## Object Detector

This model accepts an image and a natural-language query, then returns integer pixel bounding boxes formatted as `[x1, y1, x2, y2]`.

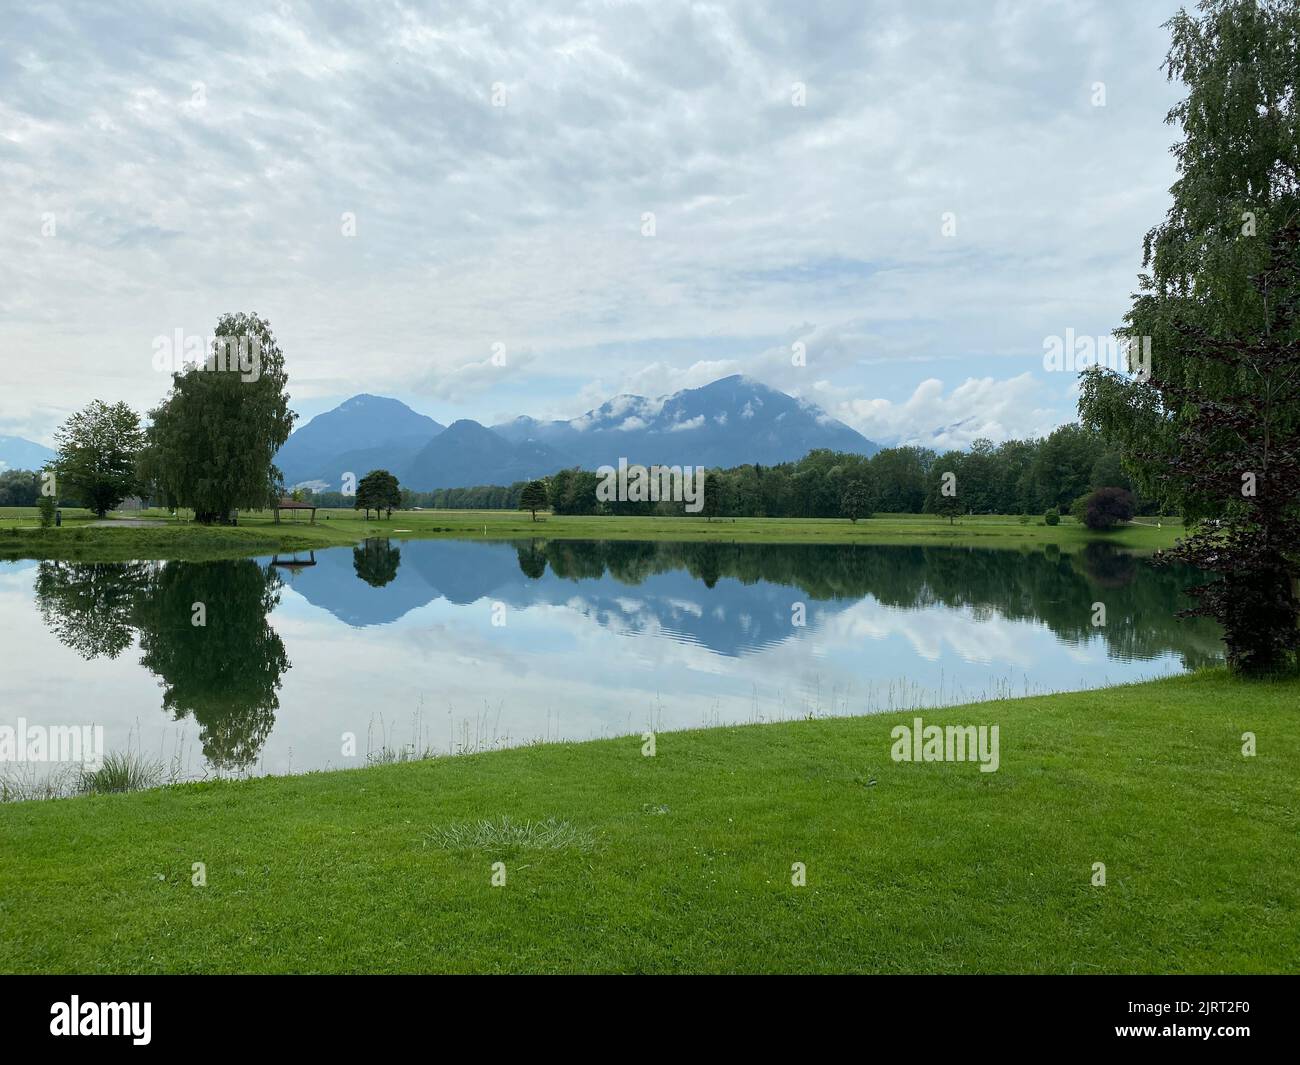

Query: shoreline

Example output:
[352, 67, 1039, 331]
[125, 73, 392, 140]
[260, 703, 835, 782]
[0, 508, 1186, 563]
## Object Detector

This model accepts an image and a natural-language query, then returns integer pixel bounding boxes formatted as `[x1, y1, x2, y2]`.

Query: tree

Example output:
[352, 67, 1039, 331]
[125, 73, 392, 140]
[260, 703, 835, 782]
[519, 479, 548, 521]
[840, 480, 872, 523]
[143, 313, 295, 524]
[1149, 224, 1300, 672]
[923, 455, 963, 524]
[0, 469, 41, 507]
[51, 400, 143, 518]
[355, 469, 401, 519]
[1078, 487, 1137, 530]
[700, 472, 722, 520]
[1078, 2, 1300, 671]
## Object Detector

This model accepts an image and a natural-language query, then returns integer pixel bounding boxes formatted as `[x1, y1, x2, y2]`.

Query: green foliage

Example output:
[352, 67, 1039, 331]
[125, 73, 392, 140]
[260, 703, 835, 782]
[1079, 0, 1300, 517]
[51, 400, 143, 518]
[77, 752, 164, 796]
[839, 479, 873, 523]
[37, 496, 56, 528]
[143, 313, 295, 523]
[355, 469, 401, 518]
[1044, 508, 1060, 526]
[1076, 1, 1300, 671]
[518, 479, 548, 520]
[0, 469, 41, 507]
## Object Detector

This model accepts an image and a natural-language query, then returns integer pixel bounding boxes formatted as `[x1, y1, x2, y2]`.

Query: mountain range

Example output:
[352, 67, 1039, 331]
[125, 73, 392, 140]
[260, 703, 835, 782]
[0, 435, 56, 472]
[278, 375, 880, 492]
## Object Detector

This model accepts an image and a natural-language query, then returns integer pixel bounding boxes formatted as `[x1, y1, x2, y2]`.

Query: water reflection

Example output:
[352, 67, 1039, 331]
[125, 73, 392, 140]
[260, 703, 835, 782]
[13, 538, 1221, 779]
[34, 559, 289, 771]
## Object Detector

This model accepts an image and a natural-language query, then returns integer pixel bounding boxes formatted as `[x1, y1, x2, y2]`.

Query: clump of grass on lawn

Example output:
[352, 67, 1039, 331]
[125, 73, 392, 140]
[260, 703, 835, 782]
[77, 752, 164, 796]
[0, 764, 77, 803]
[367, 743, 441, 766]
[423, 815, 597, 853]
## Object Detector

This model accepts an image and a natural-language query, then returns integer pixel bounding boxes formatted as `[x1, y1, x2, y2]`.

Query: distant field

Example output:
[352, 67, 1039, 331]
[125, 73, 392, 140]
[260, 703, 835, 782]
[0, 506, 1186, 561]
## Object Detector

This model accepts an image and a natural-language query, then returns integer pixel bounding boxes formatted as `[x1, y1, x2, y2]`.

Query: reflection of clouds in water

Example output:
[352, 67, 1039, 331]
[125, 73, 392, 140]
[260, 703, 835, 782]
[823, 598, 1049, 668]
[6, 542, 1208, 786]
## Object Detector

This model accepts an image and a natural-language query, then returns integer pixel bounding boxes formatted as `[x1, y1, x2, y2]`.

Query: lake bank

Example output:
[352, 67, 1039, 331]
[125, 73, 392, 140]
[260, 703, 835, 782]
[0, 507, 1185, 562]
[0, 668, 1292, 974]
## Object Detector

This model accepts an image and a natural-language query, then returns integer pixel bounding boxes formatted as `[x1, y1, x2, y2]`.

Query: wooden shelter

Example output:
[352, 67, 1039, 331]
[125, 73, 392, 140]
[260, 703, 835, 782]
[274, 497, 317, 524]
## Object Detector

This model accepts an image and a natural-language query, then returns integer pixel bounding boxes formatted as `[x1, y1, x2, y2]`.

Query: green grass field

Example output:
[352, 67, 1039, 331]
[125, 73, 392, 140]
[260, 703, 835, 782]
[0, 669, 1294, 974]
[0, 506, 1186, 561]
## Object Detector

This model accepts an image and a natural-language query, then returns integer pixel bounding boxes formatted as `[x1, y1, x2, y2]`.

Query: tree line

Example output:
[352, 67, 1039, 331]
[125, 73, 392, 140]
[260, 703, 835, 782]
[294, 422, 1142, 521]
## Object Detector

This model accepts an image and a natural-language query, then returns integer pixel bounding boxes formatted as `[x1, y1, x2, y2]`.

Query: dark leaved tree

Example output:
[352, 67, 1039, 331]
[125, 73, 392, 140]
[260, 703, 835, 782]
[518, 479, 548, 521]
[1081, 487, 1137, 530]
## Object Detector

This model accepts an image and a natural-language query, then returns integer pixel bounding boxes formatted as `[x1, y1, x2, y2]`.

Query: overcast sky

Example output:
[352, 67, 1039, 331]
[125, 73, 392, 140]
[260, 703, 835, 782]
[0, 0, 1185, 449]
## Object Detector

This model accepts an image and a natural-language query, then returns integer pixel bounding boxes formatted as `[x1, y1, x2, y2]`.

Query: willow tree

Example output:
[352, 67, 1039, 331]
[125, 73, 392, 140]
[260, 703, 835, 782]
[144, 313, 295, 524]
[1079, 0, 1300, 671]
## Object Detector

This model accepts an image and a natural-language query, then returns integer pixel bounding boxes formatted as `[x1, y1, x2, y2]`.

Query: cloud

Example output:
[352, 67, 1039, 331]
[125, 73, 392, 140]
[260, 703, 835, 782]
[825, 372, 1060, 448]
[0, 0, 1183, 440]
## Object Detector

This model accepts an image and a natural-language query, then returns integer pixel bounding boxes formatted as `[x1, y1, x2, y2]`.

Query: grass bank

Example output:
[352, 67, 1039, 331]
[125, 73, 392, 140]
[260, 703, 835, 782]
[0, 506, 1185, 561]
[0, 669, 1294, 974]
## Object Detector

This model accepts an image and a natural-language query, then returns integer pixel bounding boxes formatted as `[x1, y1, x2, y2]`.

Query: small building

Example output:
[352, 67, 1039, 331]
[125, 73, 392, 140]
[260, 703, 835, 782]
[274, 497, 318, 524]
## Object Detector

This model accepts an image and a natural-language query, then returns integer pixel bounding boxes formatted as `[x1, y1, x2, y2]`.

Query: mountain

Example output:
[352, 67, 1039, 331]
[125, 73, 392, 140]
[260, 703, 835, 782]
[492, 375, 878, 468]
[276, 395, 444, 489]
[276, 376, 879, 492]
[0, 435, 56, 472]
[404, 419, 573, 490]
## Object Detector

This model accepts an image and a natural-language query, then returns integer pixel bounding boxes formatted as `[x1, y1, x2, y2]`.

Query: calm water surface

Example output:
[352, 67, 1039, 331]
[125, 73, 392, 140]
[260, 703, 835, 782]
[0, 539, 1221, 782]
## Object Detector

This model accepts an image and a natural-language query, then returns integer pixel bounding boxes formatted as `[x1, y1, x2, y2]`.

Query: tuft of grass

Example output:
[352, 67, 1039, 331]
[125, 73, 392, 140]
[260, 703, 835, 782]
[0, 765, 77, 803]
[367, 743, 440, 766]
[423, 815, 598, 854]
[76, 752, 164, 796]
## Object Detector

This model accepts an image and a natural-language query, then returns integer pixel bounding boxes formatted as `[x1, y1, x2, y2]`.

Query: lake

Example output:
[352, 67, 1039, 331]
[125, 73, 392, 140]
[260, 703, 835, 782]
[0, 538, 1222, 784]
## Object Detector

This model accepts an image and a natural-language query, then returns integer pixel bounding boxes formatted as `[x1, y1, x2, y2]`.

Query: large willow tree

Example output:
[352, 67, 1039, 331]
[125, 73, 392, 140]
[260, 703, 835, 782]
[144, 312, 296, 524]
[1079, 0, 1300, 672]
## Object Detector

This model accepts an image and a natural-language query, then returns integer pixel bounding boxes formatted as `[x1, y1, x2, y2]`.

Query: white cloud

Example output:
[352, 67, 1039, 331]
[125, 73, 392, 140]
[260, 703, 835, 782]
[0, 0, 1183, 441]
[667, 415, 704, 432]
[826, 372, 1059, 448]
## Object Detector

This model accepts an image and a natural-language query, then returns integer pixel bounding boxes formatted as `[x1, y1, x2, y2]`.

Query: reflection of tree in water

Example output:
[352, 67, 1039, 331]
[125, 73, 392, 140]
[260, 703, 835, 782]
[32, 558, 291, 772]
[34, 560, 154, 660]
[516, 541, 547, 579]
[133, 560, 290, 772]
[353, 538, 401, 587]
[1076, 542, 1139, 588]
[520, 538, 1224, 669]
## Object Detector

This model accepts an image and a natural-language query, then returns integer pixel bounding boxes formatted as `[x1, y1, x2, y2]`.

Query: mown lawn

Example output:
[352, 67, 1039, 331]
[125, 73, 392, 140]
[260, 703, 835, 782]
[0, 669, 1294, 974]
[0, 506, 1185, 561]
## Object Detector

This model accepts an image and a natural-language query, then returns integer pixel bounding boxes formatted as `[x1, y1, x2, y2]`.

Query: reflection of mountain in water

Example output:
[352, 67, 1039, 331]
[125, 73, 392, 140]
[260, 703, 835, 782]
[284, 538, 1223, 668]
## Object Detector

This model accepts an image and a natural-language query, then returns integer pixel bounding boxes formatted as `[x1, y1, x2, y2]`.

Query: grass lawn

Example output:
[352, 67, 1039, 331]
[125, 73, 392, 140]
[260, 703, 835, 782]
[0, 506, 1185, 561]
[0, 668, 1294, 974]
